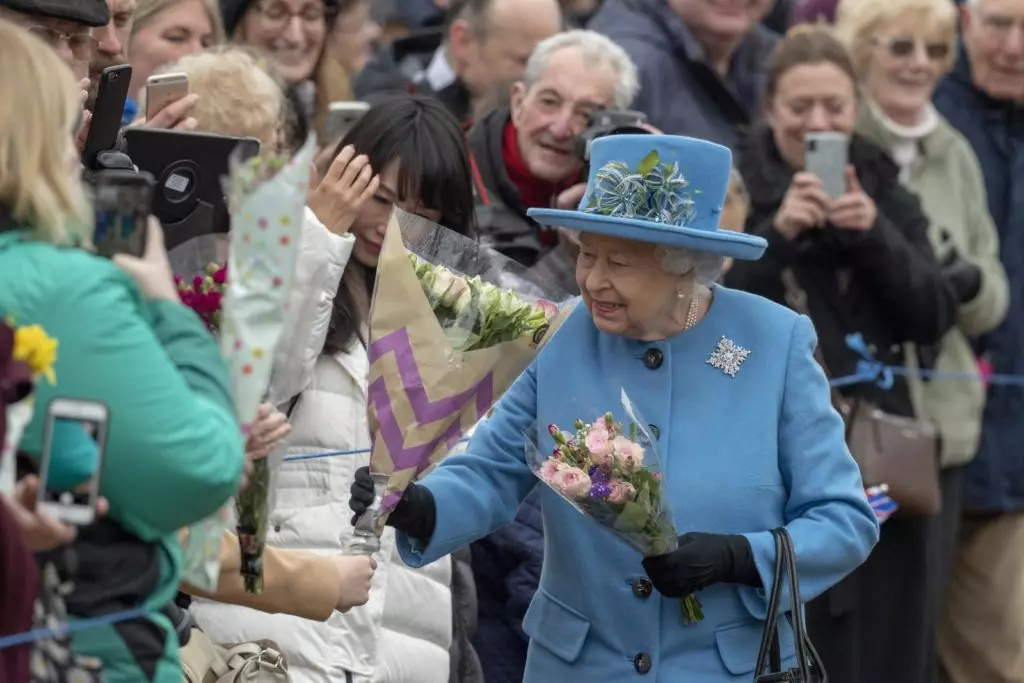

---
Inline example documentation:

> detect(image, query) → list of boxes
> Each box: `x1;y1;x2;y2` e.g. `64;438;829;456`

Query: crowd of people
0;0;1022;682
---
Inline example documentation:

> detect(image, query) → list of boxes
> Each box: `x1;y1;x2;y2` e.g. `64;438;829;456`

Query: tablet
122;128;260;251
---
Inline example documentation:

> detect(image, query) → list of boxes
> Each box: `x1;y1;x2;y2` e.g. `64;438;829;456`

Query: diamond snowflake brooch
707;336;750;378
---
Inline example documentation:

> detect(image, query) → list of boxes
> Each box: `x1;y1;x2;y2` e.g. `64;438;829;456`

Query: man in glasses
934;1;1024;683
0;0;108;81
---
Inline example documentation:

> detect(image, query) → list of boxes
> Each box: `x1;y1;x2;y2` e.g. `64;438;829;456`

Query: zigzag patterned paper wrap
367;210;575;528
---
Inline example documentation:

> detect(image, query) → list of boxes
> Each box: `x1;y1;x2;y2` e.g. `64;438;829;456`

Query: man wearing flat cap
0;0;109;81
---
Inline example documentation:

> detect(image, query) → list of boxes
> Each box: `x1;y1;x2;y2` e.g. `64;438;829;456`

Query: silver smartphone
804;131;849;200
146;72;189;121
36;398;109;526
325;101;370;142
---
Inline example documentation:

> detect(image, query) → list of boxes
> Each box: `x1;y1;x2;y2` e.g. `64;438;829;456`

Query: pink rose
612;436;645;469
606;479;636;504
550;466;592;499
585;426;614;466
539;458;565;482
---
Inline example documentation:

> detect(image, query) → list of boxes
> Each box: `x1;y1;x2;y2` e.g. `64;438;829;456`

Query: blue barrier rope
0;607;147;650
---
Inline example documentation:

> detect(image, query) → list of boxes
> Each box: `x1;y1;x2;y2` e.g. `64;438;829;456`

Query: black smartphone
82;64;132;168
92;170;154;258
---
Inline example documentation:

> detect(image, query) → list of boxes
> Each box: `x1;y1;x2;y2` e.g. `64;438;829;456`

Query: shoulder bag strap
780;527;828;682
754;530;786;677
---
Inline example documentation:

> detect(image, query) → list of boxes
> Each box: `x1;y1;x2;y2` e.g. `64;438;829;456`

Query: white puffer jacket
191;210;452;683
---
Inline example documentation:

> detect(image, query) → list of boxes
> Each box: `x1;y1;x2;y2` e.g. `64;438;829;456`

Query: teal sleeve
45;419;99;491
23;255;244;541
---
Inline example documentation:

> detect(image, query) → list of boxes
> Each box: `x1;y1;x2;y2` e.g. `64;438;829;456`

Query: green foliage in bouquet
407;253;558;352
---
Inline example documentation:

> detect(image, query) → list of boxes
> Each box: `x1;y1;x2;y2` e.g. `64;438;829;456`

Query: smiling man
0;0;109;81
589;0;778;148
467;29;638;295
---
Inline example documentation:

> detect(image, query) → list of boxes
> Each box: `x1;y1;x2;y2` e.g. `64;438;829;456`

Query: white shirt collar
424;47;458;92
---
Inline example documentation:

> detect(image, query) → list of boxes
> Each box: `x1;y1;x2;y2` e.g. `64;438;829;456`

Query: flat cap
0;0;111;27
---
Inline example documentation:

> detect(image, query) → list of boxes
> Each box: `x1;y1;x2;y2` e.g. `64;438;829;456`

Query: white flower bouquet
349;208;575;551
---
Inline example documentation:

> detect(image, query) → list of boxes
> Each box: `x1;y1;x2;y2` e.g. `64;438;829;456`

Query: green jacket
857;104;1010;468
0;230;244;682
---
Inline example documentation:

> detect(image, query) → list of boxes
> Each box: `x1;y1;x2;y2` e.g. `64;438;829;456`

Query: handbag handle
753;528;827;682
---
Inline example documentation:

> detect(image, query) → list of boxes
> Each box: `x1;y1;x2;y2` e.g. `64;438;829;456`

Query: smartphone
325;101;370;141
146;72;189;121
82;64;133;168
92;170;154;258
804;132;849;200
37;398;109;526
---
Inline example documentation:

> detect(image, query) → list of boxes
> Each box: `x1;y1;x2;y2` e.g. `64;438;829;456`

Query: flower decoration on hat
584;150;699;227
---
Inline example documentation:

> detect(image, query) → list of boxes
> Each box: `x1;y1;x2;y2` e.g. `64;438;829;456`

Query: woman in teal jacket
0;21;243;682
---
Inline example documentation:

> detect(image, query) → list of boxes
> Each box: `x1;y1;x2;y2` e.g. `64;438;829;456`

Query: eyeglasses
875;36;952;62
253;2;326;31
975;11;1024;42
26;25;97;62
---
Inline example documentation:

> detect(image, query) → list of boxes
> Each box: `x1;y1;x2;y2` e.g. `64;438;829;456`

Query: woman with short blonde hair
837;2;1009;681
146;45;284;147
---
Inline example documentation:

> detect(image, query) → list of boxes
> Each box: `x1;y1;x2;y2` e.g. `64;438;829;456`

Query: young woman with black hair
191;92;477;683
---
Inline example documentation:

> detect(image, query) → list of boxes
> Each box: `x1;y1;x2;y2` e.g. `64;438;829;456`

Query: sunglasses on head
876;36;951;61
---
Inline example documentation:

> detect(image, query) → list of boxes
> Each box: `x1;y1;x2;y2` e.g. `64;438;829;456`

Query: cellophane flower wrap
0;322;58;494
179;136;316;594
355;208;575;540
525;389;704;624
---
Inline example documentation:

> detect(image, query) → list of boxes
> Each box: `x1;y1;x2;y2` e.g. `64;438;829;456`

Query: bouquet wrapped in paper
349;209;575;551
0;321;58;494
525;389;703;624
179;136;316;593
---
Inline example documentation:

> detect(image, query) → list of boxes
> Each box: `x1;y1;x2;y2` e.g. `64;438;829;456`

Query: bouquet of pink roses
526;392;703;624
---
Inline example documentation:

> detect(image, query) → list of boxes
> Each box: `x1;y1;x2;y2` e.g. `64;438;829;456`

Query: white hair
522;30;640;110
656;247;725;286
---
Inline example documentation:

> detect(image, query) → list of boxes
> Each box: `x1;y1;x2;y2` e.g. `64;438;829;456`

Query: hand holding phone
773;172;830;241
827;166;877;232
146;72;189;121
92;170;154;258
36;399;109;526
82;64;132;168
803;132;848;200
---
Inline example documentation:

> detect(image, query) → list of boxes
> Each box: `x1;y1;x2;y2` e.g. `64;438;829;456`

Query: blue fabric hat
527;134;766;260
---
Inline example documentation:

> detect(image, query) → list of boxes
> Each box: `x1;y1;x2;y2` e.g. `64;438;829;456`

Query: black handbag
753;528;827;683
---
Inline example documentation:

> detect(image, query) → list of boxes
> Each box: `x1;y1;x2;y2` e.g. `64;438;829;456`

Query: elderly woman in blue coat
350;134;880;682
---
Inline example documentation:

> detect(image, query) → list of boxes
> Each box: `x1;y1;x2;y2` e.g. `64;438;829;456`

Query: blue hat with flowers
527;134;766;260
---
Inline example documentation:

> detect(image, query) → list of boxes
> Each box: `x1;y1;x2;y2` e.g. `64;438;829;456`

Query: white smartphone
804;131;849;200
146;72;189;121
325;101;370;141
36;398;109;526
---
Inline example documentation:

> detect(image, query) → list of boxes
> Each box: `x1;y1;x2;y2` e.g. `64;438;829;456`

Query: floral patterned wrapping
179;136;316;593
356;209;576;539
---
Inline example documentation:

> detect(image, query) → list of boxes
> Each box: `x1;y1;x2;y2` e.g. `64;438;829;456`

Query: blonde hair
835;0;958;78
146;46;284;147
0;20;91;243
132;0;225;43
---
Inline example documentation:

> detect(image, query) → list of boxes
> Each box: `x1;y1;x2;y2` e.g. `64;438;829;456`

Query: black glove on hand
349;466;436;541
641;532;760;598
940;246;982;303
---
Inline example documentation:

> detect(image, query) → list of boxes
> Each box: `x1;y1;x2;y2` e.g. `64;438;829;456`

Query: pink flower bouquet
526;397;703;623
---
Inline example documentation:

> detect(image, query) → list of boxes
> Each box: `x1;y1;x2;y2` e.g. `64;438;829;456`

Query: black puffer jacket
726;125;956;417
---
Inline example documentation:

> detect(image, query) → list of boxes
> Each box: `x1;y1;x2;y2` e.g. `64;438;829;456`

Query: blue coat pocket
714;617;796;675
522;587;591;663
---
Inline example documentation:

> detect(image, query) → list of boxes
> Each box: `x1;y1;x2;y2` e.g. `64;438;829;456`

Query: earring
677;289;685;299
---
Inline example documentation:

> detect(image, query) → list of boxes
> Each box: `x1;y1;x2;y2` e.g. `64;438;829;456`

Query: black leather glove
941;247;982;303
641;532;760;598
82;150;138;186
349;466;436;540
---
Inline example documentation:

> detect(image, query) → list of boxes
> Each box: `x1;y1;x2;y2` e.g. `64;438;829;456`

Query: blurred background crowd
0;0;1021;681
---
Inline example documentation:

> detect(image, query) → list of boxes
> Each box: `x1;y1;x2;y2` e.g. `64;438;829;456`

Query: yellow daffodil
13;324;58;384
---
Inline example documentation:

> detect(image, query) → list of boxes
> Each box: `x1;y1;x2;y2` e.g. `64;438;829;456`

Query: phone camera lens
110;72;119;81
806;139;817;151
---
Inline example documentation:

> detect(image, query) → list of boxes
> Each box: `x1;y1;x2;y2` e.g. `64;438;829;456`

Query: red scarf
501;121;577;245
